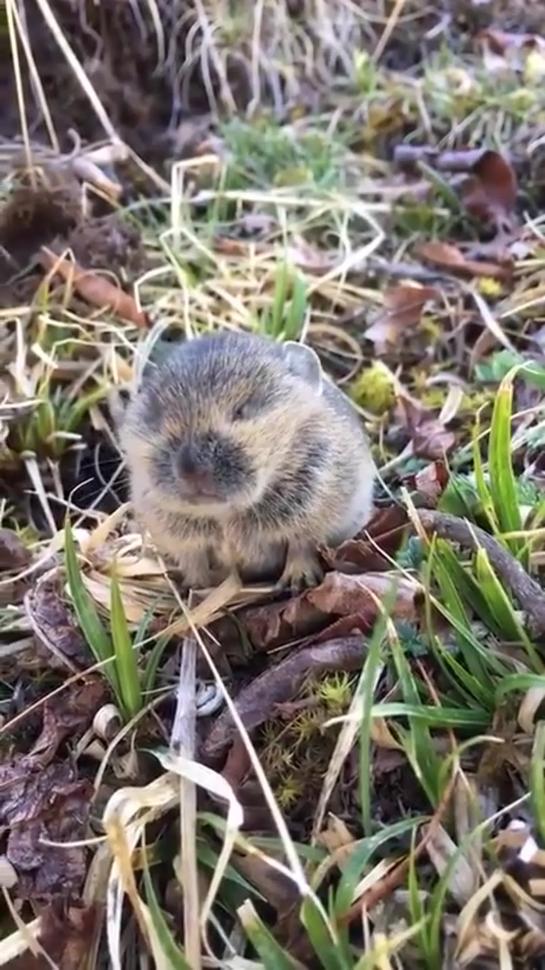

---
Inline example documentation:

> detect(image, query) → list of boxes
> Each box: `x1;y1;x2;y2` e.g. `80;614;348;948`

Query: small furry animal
121;331;376;589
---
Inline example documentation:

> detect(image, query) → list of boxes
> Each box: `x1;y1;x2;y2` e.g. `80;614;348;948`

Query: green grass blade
143;855;191;970
143;632;172;694
488;373;525;563
110;572;143;719
531;721;545;845
334;816;427;918
238;900;300;969
474;547;542;671
495;673;545;699
389;632;442;805
284;272;307;340
372;703;489;728
300;897;350;970
359;606;388;837
64;518;117;691
271;262;289;338
472;412;497;532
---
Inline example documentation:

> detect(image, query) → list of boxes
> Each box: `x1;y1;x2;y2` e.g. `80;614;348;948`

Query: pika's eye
233;397;262;421
233;401;252;421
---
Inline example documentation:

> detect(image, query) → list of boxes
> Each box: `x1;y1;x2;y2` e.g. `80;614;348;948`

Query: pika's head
121;332;325;515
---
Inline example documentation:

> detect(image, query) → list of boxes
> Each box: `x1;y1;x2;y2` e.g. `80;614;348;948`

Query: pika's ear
282;341;323;393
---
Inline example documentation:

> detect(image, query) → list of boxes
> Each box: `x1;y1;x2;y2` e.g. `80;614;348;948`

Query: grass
3;1;545;967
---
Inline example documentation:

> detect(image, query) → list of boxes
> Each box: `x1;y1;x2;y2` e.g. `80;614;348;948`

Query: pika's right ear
282;341;323;393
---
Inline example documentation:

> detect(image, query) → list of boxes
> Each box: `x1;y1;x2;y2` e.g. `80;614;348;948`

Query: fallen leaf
365;283;439;352
321;505;409;572
410;460;450;505
40;248;148;328
461;150;518;226
306;571;419;623
0;759;92;900
416;240;512;281
30;677;108;763
0;529;31;571
25;574;94;672
398;398;456;460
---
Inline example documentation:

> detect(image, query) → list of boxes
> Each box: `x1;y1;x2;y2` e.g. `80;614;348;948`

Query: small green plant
9;381;106;460
258;262;307;340
64;519;144;720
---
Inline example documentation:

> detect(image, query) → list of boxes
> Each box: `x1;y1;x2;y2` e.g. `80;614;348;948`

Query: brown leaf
6;902;101;970
40;248;148;327
366;283;439;352
407;460;450;505
0;529;31;571
398;399;456;460
416;240;512;281
306;572;419;623
461;151;517;226
25;573;93;671
0;759;93;900
25;574;94;672
321;505;409;573
30;677;108;763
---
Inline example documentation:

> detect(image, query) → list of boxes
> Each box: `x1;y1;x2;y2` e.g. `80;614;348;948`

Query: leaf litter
4;1;545;967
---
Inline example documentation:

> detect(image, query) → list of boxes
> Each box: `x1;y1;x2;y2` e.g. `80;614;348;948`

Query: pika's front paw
276;545;323;592
179;550;214;591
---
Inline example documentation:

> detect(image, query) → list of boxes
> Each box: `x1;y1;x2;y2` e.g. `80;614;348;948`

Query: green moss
350;363;395;414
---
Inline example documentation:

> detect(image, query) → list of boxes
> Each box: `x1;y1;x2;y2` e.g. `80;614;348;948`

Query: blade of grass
488;371;525;564
64;518;118;694
531;721;545;845
110;572;143;719
142;853;191;970
238;900;300;970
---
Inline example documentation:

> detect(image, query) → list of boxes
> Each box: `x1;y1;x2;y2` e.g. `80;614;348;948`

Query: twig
417;509;545;636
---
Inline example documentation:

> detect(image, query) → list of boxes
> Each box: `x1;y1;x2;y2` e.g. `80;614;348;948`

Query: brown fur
120;332;376;588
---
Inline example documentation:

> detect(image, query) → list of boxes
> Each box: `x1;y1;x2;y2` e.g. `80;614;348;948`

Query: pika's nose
177;443;215;495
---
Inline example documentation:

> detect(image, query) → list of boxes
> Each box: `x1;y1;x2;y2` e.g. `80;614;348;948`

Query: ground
2;1;545;968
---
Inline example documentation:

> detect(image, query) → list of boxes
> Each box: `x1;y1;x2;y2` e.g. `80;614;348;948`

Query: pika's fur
121;332;376;589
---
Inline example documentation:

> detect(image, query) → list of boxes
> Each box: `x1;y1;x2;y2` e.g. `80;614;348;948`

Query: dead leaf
0;529;31;571
321;505;409;573
306;572;419;623
30;678;108;763
416;240;512;281
316;815;356;853
218;565;419;655
7;902;101;969
462;152;517;226
365;283;439;353
406;461;450;505
0;759;92;900
398;398;456;460
40;248;148;328
25;574;94;672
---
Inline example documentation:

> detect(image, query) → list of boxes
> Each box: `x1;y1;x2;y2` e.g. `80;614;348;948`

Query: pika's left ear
282;341;323;393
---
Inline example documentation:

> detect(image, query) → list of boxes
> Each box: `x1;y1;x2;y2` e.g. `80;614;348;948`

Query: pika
121;331;376;589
